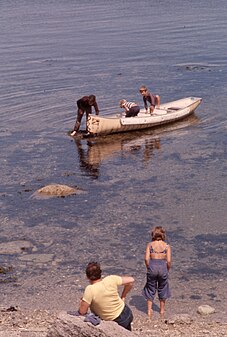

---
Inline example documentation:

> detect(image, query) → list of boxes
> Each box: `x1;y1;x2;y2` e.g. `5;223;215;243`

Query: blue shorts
143;259;171;300
113;304;133;331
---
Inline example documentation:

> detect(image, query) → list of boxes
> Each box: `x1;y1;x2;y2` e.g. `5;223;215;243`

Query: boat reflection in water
74;114;199;178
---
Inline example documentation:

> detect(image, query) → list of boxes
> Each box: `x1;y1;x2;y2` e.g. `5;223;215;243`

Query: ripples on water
0;0;226;313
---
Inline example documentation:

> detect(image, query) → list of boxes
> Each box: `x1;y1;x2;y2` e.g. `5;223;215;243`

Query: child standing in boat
139;85;160;113
143;226;171;318
119;99;140;117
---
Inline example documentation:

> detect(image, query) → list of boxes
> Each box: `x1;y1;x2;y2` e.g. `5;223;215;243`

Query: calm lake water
0;0;226;317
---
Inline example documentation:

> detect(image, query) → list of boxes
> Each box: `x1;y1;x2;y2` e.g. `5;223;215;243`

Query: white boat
86;97;202;136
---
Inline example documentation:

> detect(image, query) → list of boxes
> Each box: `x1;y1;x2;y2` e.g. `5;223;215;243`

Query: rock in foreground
47;311;136;337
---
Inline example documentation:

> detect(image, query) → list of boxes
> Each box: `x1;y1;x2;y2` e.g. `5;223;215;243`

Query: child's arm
122;103;129;112
143;96;148;111
166;245;171;271
144;243;150;268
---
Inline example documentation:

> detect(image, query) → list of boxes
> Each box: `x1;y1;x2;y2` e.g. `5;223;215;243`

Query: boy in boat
139;85;160;114
119;99;140;117
71;95;99;136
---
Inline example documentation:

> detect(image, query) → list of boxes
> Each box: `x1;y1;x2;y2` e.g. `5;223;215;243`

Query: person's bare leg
147;300;153;318
156;95;161;108
71;121;80;136
160;299;165;316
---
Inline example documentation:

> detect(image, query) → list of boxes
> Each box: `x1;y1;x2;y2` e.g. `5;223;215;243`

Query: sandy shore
1;238;226;336
1;264;227;336
0;305;227;337
1;282;227;337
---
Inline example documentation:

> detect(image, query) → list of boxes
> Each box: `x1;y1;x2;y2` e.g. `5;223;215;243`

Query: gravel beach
0;305;226;337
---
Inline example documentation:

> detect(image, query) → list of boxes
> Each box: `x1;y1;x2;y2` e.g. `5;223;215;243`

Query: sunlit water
0;0;226;317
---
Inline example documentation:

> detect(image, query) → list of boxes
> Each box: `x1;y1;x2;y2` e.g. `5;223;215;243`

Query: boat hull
87;97;202;136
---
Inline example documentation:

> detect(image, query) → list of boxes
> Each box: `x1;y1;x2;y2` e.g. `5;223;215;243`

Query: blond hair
119;99;126;107
151;226;166;241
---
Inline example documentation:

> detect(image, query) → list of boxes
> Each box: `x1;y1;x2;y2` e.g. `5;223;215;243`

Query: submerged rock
33;184;81;198
18;253;54;264
0;266;11;274
0;240;34;254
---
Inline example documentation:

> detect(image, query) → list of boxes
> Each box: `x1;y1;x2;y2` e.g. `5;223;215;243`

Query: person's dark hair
86;262;102;281
88;95;96;105
151;226;166;241
139;85;148;93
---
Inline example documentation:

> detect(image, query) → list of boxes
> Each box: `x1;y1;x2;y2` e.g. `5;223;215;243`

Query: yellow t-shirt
82;275;124;320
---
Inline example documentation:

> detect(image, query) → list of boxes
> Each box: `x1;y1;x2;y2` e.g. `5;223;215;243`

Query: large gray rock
47;311;137;337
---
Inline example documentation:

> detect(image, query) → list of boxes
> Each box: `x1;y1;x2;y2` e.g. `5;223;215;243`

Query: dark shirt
77;96;99;114
143;92;156;109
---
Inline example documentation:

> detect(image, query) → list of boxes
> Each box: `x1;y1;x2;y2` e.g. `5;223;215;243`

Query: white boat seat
153;109;168;115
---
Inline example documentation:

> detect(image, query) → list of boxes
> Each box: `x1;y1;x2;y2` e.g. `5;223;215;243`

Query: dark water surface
0;0;226;317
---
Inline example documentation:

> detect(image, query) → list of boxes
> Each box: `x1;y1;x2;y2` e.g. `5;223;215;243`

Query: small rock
0;266;12;274
197;305;215;315
6;306;18;312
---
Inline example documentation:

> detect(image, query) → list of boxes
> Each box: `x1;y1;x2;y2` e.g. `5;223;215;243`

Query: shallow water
0;0;227;318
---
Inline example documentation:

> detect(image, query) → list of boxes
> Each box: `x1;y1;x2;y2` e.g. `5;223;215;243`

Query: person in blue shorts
143;226;171;317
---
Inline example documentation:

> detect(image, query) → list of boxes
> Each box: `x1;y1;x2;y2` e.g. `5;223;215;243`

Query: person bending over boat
142;226;171;318
119;99;140;117
139;85;160;114
71;95;99;136
78;261;134;331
